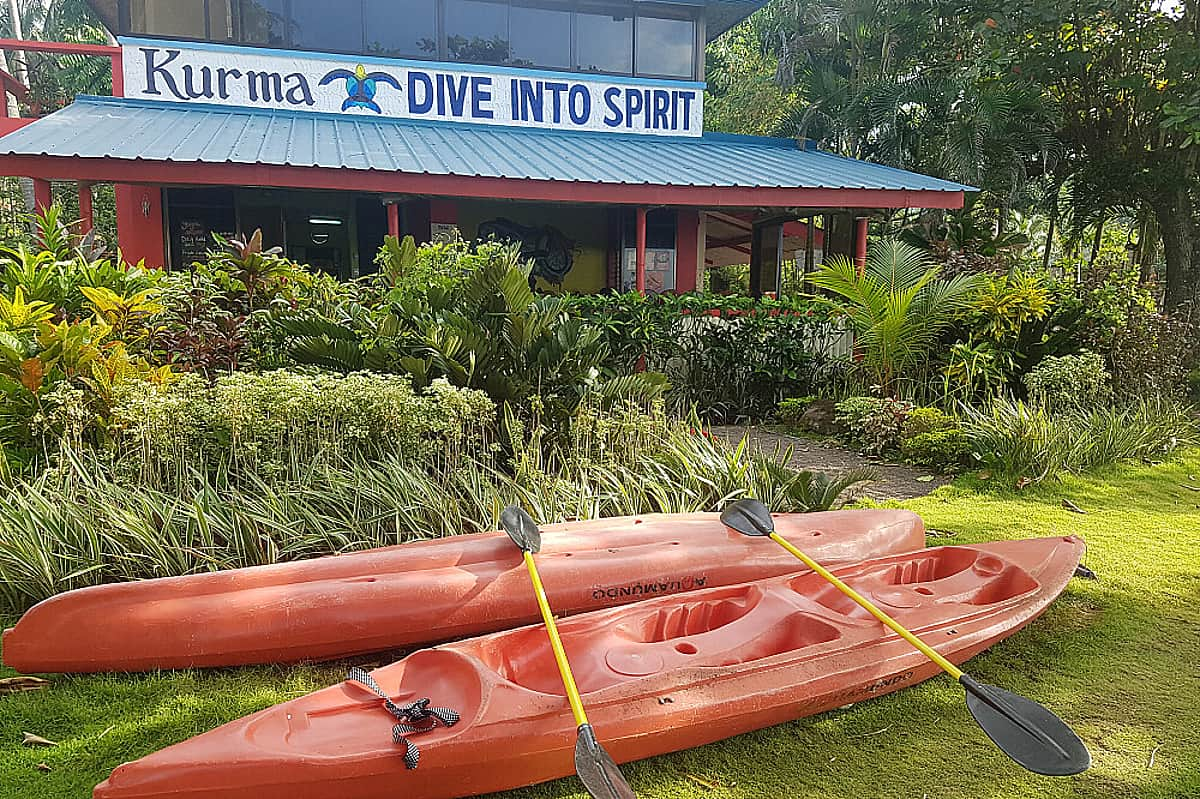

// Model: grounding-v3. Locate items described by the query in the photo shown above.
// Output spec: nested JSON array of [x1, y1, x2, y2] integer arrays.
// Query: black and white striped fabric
[[347, 667, 461, 770]]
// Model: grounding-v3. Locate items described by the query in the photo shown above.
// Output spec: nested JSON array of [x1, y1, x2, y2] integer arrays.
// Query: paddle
[[499, 505, 637, 799], [719, 498, 1090, 777]]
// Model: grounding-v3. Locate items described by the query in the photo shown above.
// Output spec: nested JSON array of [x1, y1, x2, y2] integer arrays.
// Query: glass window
[[509, 4, 572, 69], [291, 0, 364, 52], [209, 0, 236, 40], [445, 0, 511, 65], [576, 8, 632, 74], [635, 15, 694, 78], [364, 0, 438, 58], [129, 0, 208, 38], [239, 0, 287, 45]]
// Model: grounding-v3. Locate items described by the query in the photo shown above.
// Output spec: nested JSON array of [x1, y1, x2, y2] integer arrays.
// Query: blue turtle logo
[[319, 64, 401, 113]]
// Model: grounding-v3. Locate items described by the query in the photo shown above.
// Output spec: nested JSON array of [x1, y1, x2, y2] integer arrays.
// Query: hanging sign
[[121, 38, 704, 137]]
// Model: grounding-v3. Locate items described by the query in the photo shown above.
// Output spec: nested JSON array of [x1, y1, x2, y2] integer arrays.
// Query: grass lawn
[[2, 452, 1199, 799]]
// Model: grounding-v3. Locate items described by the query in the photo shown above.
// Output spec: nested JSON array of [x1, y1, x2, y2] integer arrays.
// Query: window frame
[[119, 0, 702, 81]]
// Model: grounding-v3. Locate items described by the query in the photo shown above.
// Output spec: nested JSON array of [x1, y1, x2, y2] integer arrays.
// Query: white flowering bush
[[1023, 351, 1111, 411], [109, 370, 495, 486]]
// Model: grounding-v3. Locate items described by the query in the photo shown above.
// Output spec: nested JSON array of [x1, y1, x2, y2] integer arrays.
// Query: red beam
[[0, 155, 968, 210], [0, 39, 120, 58]]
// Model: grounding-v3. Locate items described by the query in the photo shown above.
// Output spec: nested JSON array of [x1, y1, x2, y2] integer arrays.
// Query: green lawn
[[3, 453, 1199, 799]]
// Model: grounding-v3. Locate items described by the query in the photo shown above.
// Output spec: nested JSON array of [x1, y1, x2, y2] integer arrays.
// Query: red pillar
[[32, 178, 51, 212], [115, 184, 165, 268], [675, 208, 700, 293], [78, 182, 94, 234], [111, 49, 124, 97], [386, 201, 400, 238], [854, 216, 869, 275], [635, 206, 647, 294]]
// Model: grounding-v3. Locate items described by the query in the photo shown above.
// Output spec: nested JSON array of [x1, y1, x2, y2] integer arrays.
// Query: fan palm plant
[[808, 238, 980, 396]]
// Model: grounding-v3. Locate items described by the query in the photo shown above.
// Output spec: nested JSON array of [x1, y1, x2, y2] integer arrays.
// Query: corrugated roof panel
[[0, 96, 975, 194]]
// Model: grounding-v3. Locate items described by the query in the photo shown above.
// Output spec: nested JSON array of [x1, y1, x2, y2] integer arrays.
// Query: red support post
[[635, 206, 647, 295], [675, 208, 700, 293], [854, 216, 869, 275], [32, 177, 51, 211], [78, 181, 93, 234], [111, 48, 123, 97], [386, 201, 400, 238], [114, 184, 165, 268]]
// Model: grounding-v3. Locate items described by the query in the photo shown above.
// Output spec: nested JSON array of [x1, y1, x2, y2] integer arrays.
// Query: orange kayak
[[93, 536, 1084, 799], [3, 509, 923, 674]]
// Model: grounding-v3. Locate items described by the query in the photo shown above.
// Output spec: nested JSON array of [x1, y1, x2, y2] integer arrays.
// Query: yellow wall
[[456, 200, 609, 293]]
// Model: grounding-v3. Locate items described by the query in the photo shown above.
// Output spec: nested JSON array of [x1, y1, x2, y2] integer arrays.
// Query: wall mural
[[477, 218, 577, 285]]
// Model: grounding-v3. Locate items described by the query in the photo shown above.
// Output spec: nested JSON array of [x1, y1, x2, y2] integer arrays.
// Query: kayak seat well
[[482, 587, 842, 695], [793, 548, 1041, 620]]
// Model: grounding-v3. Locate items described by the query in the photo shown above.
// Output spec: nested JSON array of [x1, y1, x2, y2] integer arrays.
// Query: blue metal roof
[[0, 96, 973, 194]]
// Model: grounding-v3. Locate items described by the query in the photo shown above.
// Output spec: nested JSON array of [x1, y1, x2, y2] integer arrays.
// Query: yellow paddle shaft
[[523, 550, 590, 728], [769, 532, 964, 681]]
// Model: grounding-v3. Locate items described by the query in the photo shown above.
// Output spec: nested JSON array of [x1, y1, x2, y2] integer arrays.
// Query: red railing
[[0, 38, 122, 135]]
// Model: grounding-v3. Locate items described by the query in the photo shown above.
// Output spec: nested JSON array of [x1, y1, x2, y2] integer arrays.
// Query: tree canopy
[[707, 0, 1200, 309]]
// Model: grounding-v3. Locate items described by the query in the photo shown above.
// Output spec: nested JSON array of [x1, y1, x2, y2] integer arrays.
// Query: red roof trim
[[0, 154, 967, 209]]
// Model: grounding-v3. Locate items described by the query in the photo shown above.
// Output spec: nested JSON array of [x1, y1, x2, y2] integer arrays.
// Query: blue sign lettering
[[568, 84, 590, 125], [139, 47, 316, 108], [471, 76, 493, 119], [408, 72, 433, 114]]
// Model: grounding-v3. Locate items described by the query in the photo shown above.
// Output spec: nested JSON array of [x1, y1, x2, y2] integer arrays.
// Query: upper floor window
[[365, 0, 439, 58], [576, 7, 632, 74], [636, 14, 695, 78], [122, 0, 700, 80]]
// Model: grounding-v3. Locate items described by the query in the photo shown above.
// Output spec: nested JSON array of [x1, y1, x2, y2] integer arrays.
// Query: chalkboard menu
[[178, 219, 209, 265]]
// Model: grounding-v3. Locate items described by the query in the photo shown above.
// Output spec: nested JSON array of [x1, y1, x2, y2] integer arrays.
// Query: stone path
[[710, 425, 949, 501]]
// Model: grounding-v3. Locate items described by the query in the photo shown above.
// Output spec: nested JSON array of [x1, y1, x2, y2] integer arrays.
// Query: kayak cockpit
[[245, 650, 485, 757], [478, 546, 1044, 697]]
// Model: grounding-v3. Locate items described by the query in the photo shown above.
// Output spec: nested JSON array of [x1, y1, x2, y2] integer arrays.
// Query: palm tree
[[807, 238, 981, 395]]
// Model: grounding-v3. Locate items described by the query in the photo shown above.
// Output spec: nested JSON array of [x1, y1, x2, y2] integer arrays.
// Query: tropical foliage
[[709, 0, 1200, 311], [807, 238, 980, 395]]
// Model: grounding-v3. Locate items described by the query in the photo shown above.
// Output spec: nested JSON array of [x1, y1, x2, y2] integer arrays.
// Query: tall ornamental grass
[[964, 397, 1198, 482]]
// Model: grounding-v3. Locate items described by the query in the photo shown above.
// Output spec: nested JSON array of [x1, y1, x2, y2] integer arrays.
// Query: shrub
[[900, 429, 971, 469], [966, 271, 1052, 340], [1023, 351, 1111, 411], [898, 406, 971, 470], [901, 406, 957, 437], [777, 395, 817, 425], [1108, 308, 1196, 401], [374, 234, 502, 302], [275, 243, 667, 438], [835, 396, 914, 454], [108, 370, 496, 487], [963, 397, 1198, 482], [566, 291, 845, 422]]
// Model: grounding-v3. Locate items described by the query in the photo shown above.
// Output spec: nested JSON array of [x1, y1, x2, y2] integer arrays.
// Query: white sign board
[[121, 38, 704, 137]]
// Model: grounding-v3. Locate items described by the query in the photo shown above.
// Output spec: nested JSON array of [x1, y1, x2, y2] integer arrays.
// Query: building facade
[[0, 0, 970, 293]]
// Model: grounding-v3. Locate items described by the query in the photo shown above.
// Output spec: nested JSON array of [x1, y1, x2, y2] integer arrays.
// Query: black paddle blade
[[499, 504, 541, 553], [574, 724, 636, 799], [719, 498, 775, 537], [961, 675, 1090, 776]]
